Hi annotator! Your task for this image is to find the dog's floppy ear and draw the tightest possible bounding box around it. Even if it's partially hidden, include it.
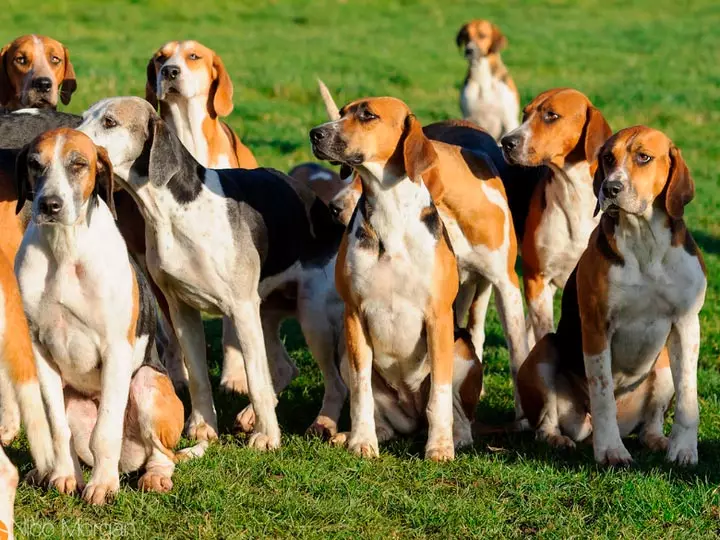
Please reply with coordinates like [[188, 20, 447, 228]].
[[145, 56, 159, 109], [403, 115, 442, 200], [489, 23, 508, 53], [147, 114, 181, 187], [455, 24, 470, 48], [210, 53, 233, 118], [95, 145, 116, 219], [14, 145, 30, 215], [0, 45, 13, 105], [592, 146, 607, 217], [583, 105, 611, 172], [664, 145, 694, 219], [59, 46, 77, 106]]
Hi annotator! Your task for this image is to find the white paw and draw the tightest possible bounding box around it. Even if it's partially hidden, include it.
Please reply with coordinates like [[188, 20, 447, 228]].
[[247, 431, 280, 451], [425, 437, 455, 462], [306, 416, 338, 440], [82, 475, 120, 506], [234, 405, 255, 433], [347, 433, 379, 459], [185, 415, 218, 442], [138, 472, 173, 493], [48, 470, 84, 495], [0, 417, 20, 446], [594, 441, 632, 466], [667, 428, 698, 466]]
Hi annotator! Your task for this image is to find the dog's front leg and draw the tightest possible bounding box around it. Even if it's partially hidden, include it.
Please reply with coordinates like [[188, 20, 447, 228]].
[[167, 298, 218, 442], [425, 308, 455, 462], [343, 307, 378, 458], [666, 313, 701, 466], [230, 297, 281, 450], [0, 370, 20, 445], [83, 342, 133, 505]]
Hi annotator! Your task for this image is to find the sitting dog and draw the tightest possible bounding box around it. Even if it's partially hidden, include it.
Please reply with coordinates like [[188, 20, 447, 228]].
[[0, 35, 77, 110], [517, 126, 706, 466], [146, 40, 257, 169], [501, 88, 612, 348], [14, 128, 197, 504], [78, 97, 343, 448], [455, 20, 519, 140]]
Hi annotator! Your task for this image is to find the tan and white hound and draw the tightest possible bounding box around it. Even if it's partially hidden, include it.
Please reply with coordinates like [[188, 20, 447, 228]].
[[0, 35, 77, 110], [456, 20, 519, 140], [501, 88, 612, 348], [15, 128, 200, 504], [517, 126, 705, 466], [146, 40, 257, 169]]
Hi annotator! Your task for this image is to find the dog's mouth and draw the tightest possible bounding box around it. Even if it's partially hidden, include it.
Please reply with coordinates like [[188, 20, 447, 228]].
[[24, 96, 55, 109]]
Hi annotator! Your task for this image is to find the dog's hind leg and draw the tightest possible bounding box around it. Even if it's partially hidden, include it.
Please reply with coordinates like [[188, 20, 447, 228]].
[[221, 316, 249, 395]]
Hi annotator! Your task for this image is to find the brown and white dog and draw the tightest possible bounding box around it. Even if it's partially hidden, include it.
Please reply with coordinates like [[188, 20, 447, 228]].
[[456, 20, 519, 140], [146, 40, 257, 169], [0, 35, 77, 110], [310, 97, 526, 457], [501, 88, 612, 348], [14, 128, 200, 504], [517, 126, 705, 466]]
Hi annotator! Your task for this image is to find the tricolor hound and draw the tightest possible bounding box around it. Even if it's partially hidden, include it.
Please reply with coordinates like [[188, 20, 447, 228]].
[[0, 35, 77, 110], [456, 20, 519, 140], [14, 128, 195, 504], [517, 126, 705, 466], [146, 40, 257, 169], [501, 88, 612, 348], [78, 97, 341, 448]]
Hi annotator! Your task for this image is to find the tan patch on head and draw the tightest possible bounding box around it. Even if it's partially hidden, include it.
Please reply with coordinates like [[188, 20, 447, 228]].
[[0, 35, 75, 108], [456, 19, 507, 55], [520, 88, 610, 167], [0, 251, 36, 385]]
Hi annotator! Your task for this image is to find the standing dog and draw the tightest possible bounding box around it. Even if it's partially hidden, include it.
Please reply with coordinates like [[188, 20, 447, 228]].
[[15, 128, 194, 504], [456, 20, 519, 140], [0, 35, 77, 110], [517, 126, 705, 466], [78, 97, 342, 448], [501, 88, 612, 347], [146, 40, 257, 169]]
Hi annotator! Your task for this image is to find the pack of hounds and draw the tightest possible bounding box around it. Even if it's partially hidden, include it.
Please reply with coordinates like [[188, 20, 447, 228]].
[[0, 21, 707, 535]]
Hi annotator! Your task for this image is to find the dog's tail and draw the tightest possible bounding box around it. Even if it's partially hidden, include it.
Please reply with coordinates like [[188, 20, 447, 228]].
[[317, 79, 341, 121], [0, 254, 54, 478]]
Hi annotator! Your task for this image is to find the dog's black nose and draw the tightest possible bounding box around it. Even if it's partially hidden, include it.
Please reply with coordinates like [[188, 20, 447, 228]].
[[38, 195, 63, 216], [501, 134, 519, 154], [310, 127, 326, 144], [31, 77, 53, 93], [602, 180, 624, 198], [328, 201, 341, 220], [161, 65, 181, 81]]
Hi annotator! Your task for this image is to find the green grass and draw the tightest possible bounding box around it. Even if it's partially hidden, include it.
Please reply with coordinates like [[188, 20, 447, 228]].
[[3, 0, 720, 537]]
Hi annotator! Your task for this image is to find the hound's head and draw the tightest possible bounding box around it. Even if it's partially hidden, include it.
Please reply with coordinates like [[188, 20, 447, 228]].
[[15, 128, 114, 225], [145, 40, 233, 118], [0, 35, 77, 110], [594, 126, 693, 219], [79, 96, 186, 191], [309, 97, 441, 197], [455, 20, 507, 61], [501, 88, 611, 169]]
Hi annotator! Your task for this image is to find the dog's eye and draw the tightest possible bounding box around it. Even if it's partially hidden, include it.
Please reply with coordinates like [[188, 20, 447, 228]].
[[27, 156, 42, 171], [188, 53, 200, 61], [14, 56, 27, 65], [635, 153, 653, 165], [50, 55, 62, 65], [603, 153, 615, 166], [70, 161, 87, 172], [155, 54, 166, 64], [357, 109, 378, 122], [543, 110, 560, 123], [103, 116, 118, 129]]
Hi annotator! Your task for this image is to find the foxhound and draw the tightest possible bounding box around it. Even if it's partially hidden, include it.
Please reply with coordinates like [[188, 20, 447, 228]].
[[78, 97, 343, 448], [310, 96, 526, 457], [456, 20, 519, 140], [14, 128, 197, 504], [501, 88, 612, 348], [146, 40, 257, 169], [517, 126, 705, 466], [0, 35, 77, 110]]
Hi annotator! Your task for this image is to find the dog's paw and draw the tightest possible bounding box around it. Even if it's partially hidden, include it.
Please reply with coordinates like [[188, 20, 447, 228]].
[[247, 432, 280, 451], [138, 472, 173, 493], [306, 416, 338, 440], [0, 418, 20, 446], [234, 405, 255, 434], [547, 433, 577, 450], [220, 375, 249, 395], [329, 432, 349, 447], [185, 419, 218, 442], [49, 473, 83, 495], [82, 475, 120, 506], [667, 427, 698, 466], [425, 438, 455, 462], [642, 433, 669, 453], [348, 436, 379, 459], [595, 443, 633, 467]]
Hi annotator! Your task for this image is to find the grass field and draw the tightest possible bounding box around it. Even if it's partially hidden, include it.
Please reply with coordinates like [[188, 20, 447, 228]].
[[3, 0, 720, 537]]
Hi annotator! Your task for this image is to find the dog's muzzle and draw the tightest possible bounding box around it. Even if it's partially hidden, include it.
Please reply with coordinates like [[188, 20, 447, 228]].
[[500, 133, 523, 164]]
